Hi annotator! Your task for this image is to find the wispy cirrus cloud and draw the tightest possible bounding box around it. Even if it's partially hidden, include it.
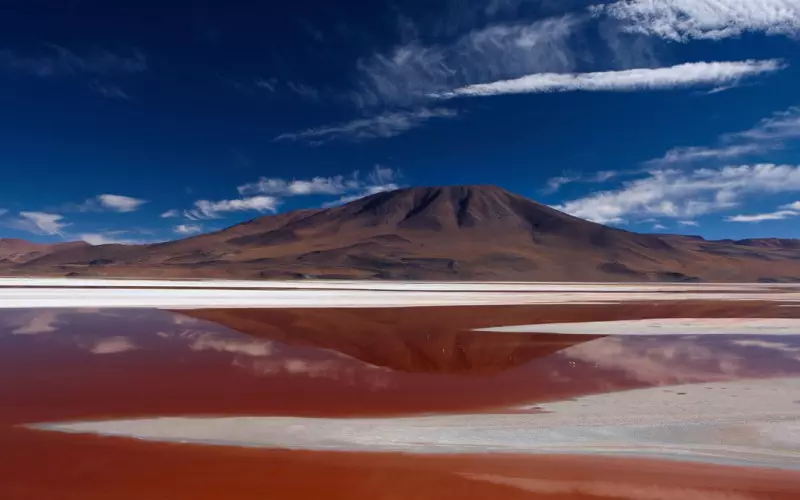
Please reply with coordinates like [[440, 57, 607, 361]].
[[438, 59, 784, 98], [0, 45, 147, 77], [351, 15, 583, 108], [0, 45, 146, 99], [160, 209, 180, 218], [184, 196, 280, 220], [88, 81, 130, 100], [286, 82, 322, 101], [275, 108, 458, 144], [593, 0, 800, 41], [648, 106, 800, 167], [554, 163, 800, 224]]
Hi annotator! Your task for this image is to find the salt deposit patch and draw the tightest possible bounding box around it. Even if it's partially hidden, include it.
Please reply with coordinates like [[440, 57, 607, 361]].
[[477, 318, 800, 336], [30, 378, 800, 469]]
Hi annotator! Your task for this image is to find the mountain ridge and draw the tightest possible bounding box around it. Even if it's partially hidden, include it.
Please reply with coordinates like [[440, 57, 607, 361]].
[[2, 185, 800, 282]]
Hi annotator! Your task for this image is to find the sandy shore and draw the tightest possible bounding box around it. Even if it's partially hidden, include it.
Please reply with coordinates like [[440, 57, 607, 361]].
[[30, 377, 800, 469]]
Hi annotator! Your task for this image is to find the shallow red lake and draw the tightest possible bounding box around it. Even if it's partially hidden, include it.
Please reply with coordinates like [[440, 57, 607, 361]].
[[2, 303, 800, 499]]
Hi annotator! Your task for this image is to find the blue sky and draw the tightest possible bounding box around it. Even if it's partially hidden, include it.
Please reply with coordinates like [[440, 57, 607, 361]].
[[2, 0, 800, 244]]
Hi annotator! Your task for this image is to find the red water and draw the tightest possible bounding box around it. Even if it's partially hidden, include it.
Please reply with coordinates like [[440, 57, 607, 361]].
[[1, 303, 800, 499]]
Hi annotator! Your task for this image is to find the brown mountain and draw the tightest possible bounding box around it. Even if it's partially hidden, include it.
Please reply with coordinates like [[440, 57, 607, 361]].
[[0, 239, 90, 265], [3, 185, 800, 281]]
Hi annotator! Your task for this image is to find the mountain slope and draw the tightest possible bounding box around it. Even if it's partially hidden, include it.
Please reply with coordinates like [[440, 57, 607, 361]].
[[0, 239, 90, 265], [3, 185, 800, 282]]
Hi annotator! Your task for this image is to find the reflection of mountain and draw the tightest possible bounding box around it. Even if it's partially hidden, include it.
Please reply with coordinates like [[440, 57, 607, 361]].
[[178, 308, 602, 375]]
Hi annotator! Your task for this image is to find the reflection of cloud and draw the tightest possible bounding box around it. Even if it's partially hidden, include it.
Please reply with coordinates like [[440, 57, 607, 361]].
[[157, 329, 273, 357], [732, 339, 800, 353], [188, 332, 273, 357], [11, 310, 60, 335], [172, 315, 202, 326], [89, 336, 138, 354], [561, 336, 800, 386], [234, 358, 392, 389]]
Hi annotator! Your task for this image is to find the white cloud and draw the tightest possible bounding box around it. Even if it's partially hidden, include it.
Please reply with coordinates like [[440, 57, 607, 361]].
[[594, 0, 800, 41], [16, 212, 69, 235], [649, 107, 800, 167], [320, 166, 401, 207], [352, 15, 582, 108], [239, 165, 400, 203], [784, 201, 800, 210], [554, 163, 800, 224], [174, 224, 203, 235], [726, 210, 799, 222], [160, 209, 180, 218], [653, 223, 667, 230], [439, 60, 784, 97], [238, 176, 357, 196], [678, 220, 699, 227], [97, 194, 147, 212], [184, 196, 280, 220], [275, 108, 458, 144]]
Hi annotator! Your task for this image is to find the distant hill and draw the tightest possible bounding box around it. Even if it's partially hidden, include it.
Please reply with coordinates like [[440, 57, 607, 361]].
[[3, 185, 800, 282], [0, 239, 90, 265]]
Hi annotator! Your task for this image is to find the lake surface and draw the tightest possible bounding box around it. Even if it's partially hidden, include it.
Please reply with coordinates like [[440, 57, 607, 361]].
[[2, 303, 800, 499]]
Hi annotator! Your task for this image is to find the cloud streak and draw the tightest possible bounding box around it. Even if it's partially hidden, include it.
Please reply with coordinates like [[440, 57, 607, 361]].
[[438, 60, 784, 97], [275, 108, 458, 144], [352, 15, 583, 108], [726, 201, 800, 222]]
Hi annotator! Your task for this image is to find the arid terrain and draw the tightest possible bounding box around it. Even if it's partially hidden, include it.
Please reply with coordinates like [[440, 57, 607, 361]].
[[3, 185, 800, 282]]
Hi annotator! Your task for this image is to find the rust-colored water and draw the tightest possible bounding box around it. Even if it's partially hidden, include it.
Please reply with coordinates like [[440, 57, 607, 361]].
[[2, 303, 800, 499]]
